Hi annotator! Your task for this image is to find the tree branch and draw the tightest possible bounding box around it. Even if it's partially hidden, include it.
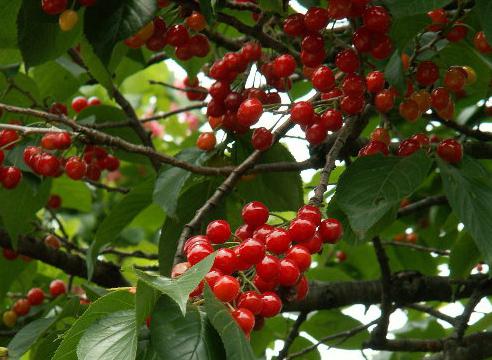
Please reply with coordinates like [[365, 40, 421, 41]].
[[276, 312, 308, 360], [397, 195, 448, 218], [382, 241, 450, 257], [406, 303, 458, 326]]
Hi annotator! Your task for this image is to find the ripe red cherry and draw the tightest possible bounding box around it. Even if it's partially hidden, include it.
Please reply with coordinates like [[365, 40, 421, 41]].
[[304, 7, 329, 32], [204, 269, 223, 289], [0, 150, 4, 165], [431, 87, 450, 110], [213, 275, 240, 302], [353, 27, 372, 53], [237, 291, 263, 315], [13, 299, 31, 316], [336, 250, 347, 262], [238, 238, 265, 265], [371, 128, 390, 146], [186, 11, 206, 31], [273, 54, 296, 78], [302, 34, 324, 53], [184, 235, 212, 255], [187, 244, 213, 265], [363, 6, 391, 34], [306, 123, 327, 145], [64, 156, 87, 180], [206, 220, 231, 244], [260, 292, 282, 318], [300, 49, 326, 68], [36, 153, 61, 177], [427, 8, 447, 30], [2, 248, 18, 260], [446, 23, 468, 42], [1, 167, 22, 189], [416, 61, 439, 86], [88, 97, 101, 106], [319, 218, 343, 243], [399, 100, 420, 122], [71, 96, 88, 113], [49, 102, 68, 115], [47, 195, 62, 209], [252, 127, 273, 151], [241, 201, 269, 227], [319, 110, 342, 132], [283, 14, 306, 37], [49, 280, 66, 297], [252, 224, 274, 243], [196, 133, 216, 151], [297, 205, 321, 226], [54, 132, 71, 150], [101, 155, 119, 171], [241, 42, 262, 61], [237, 98, 263, 127], [397, 139, 421, 157], [171, 262, 191, 278], [232, 308, 255, 334], [165, 25, 189, 47], [474, 31, 492, 54], [42, 0, 67, 15], [213, 248, 237, 275], [411, 133, 430, 148], [366, 71, 385, 93], [0, 129, 19, 150], [359, 140, 389, 157], [311, 66, 335, 92], [290, 101, 314, 126], [437, 139, 462, 164], [342, 74, 366, 97], [234, 224, 254, 241], [288, 218, 316, 243], [256, 254, 280, 281], [253, 274, 277, 292], [340, 96, 365, 115], [189, 34, 210, 58], [374, 89, 394, 113], [265, 228, 292, 254], [295, 275, 309, 301], [444, 68, 466, 93], [335, 49, 360, 73], [41, 133, 57, 150], [27, 288, 45, 306], [209, 81, 231, 101], [328, 0, 352, 19], [286, 245, 312, 272], [278, 258, 300, 287], [370, 34, 393, 60]]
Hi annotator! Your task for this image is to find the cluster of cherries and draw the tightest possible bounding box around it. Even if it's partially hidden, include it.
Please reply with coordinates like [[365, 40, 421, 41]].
[[124, 7, 210, 61], [171, 201, 343, 335], [41, 0, 95, 32], [2, 280, 66, 328]]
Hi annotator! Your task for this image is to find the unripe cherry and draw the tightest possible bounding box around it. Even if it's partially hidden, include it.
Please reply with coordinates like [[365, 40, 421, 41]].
[[374, 89, 394, 113]]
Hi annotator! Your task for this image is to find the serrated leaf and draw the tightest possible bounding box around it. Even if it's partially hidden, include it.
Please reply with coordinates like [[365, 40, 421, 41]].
[[203, 286, 256, 360], [150, 296, 225, 360], [335, 152, 432, 237], [383, 0, 453, 18], [135, 252, 216, 315], [77, 310, 138, 360]]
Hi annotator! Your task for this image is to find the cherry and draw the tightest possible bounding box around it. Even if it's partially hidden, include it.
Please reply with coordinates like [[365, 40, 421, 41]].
[[0, 129, 19, 149], [290, 101, 314, 126], [371, 128, 390, 146], [59, 10, 78, 32], [304, 7, 329, 32], [444, 67, 466, 92], [311, 66, 335, 93], [273, 54, 296, 78], [416, 61, 439, 86], [319, 218, 343, 243], [336, 250, 347, 262], [36, 153, 61, 177], [213, 275, 240, 302], [366, 71, 385, 93], [260, 292, 282, 318], [397, 139, 421, 157], [353, 27, 372, 53], [300, 49, 326, 68], [204, 269, 223, 289], [186, 11, 207, 31], [165, 25, 189, 47], [302, 34, 324, 53], [278, 258, 300, 287], [335, 49, 360, 73], [232, 308, 255, 334], [406, 233, 418, 243], [446, 23, 468, 42], [41, 133, 57, 150], [427, 8, 447, 31], [286, 245, 311, 272], [363, 6, 391, 34], [303, 233, 323, 254], [49, 102, 68, 115], [175, 43, 194, 61], [328, 0, 352, 19], [265, 228, 292, 254], [184, 235, 211, 254], [237, 291, 263, 315], [411, 133, 430, 148], [340, 96, 365, 115], [88, 96, 101, 107], [437, 139, 462, 163], [399, 100, 420, 122], [71, 96, 88, 113], [47, 195, 62, 210], [436, 100, 455, 121], [3, 248, 18, 260], [13, 299, 30, 316], [54, 132, 71, 150], [209, 81, 230, 101], [49, 279, 66, 297], [295, 275, 309, 301], [474, 31, 492, 54], [64, 156, 86, 180], [370, 33, 393, 60], [322, 88, 343, 100], [237, 98, 263, 127], [187, 244, 213, 265], [189, 34, 211, 58], [171, 262, 191, 278], [206, 220, 231, 245], [85, 164, 101, 181], [235, 224, 255, 241], [0, 150, 3, 165], [359, 140, 389, 157], [410, 90, 432, 113], [305, 123, 327, 145], [252, 127, 273, 151], [3, 310, 17, 328], [401, 53, 410, 70], [238, 238, 265, 265], [462, 66, 477, 85], [1, 167, 22, 189], [213, 248, 237, 275], [241, 201, 269, 227], [431, 87, 450, 110], [374, 89, 394, 113], [256, 254, 280, 281], [42, 0, 67, 15], [241, 42, 262, 61], [196, 133, 216, 151], [253, 274, 277, 292], [101, 155, 119, 171], [283, 14, 306, 37], [297, 205, 321, 226], [252, 224, 274, 243], [288, 218, 316, 243]]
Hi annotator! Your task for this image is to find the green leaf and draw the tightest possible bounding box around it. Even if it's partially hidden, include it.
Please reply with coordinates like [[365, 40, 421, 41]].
[[199, 0, 217, 25], [52, 290, 135, 360], [289, 80, 313, 101], [153, 148, 211, 218], [258, 0, 284, 14], [0, 0, 22, 48], [475, 0, 492, 44], [0, 178, 51, 248], [383, 0, 453, 18], [438, 157, 492, 265], [51, 175, 92, 212], [450, 231, 481, 279], [80, 37, 114, 94], [203, 286, 256, 360], [0, 253, 30, 302], [385, 50, 406, 94], [84, 0, 157, 64], [89, 177, 155, 278], [136, 280, 159, 326], [135, 252, 216, 315], [150, 296, 225, 360], [390, 14, 429, 51], [17, 0, 82, 67], [30, 61, 81, 102], [335, 152, 432, 238], [77, 310, 138, 360]]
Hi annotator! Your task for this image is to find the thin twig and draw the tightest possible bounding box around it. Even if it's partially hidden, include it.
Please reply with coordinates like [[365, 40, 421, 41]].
[[397, 195, 448, 218], [101, 248, 158, 260], [406, 304, 458, 326], [382, 241, 450, 256], [85, 179, 130, 194], [454, 279, 490, 340], [276, 312, 308, 360], [149, 80, 208, 94]]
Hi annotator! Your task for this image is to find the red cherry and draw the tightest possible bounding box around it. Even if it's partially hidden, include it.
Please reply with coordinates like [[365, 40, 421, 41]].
[[260, 292, 282, 317], [101, 155, 119, 171], [0, 130, 19, 150], [209, 81, 230, 101], [237, 98, 263, 127], [304, 7, 329, 32], [49, 280, 66, 297], [238, 238, 265, 265], [399, 100, 421, 122], [189, 34, 210, 58], [187, 244, 213, 266], [474, 31, 492, 54], [265, 228, 292, 254], [437, 139, 462, 163], [427, 8, 447, 30], [446, 23, 468, 43], [302, 34, 324, 53], [213, 248, 237, 275], [342, 74, 366, 97], [444, 68, 466, 93], [416, 61, 439, 86], [283, 14, 306, 37], [235, 224, 255, 241], [328, 0, 352, 19], [42, 0, 67, 15], [371, 128, 390, 146], [300, 49, 326, 68], [242, 201, 269, 227], [2, 248, 18, 260], [335, 49, 360, 73], [213, 275, 240, 302], [431, 87, 451, 110], [64, 156, 86, 180], [411, 133, 430, 148], [295, 275, 309, 301], [286, 245, 311, 272], [165, 25, 189, 47], [363, 6, 391, 33], [305, 123, 327, 145], [370, 33, 393, 60], [340, 96, 365, 115], [71, 96, 88, 113], [36, 153, 61, 177], [184, 235, 211, 255], [252, 224, 274, 243], [206, 220, 231, 244], [353, 27, 372, 53], [0, 150, 3, 165], [1, 167, 22, 189], [241, 42, 262, 61], [256, 254, 280, 281], [303, 233, 323, 254], [318, 110, 342, 133], [88, 97, 101, 106], [47, 194, 62, 209], [252, 127, 273, 151], [278, 258, 300, 287], [336, 250, 347, 262], [297, 205, 321, 226], [171, 262, 191, 278], [359, 140, 389, 157], [291, 101, 314, 126], [41, 133, 57, 150], [397, 139, 421, 157], [13, 299, 31, 316], [374, 89, 394, 113], [321, 88, 343, 100], [204, 269, 223, 288], [49, 102, 68, 115], [319, 218, 343, 243], [311, 66, 335, 93], [27, 288, 45, 306], [288, 218, 316, 243], [232, 308, 255, 334], [54, 132, 72, 150], [366, 71, 385, 93], [273, 54, 296, 78], [196, 133, 216, 151], [237, 291, 263, 315]]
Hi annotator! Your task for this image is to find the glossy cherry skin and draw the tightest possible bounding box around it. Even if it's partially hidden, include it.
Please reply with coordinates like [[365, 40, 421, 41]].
[[213, 248, 237, 275], [27, 288, 45, 306], [319, 218, 343, 244], [13, 299, 31, 316], [232, 308, 255, 334], [335, 49, 360, 73], [290, 101, 314, 126], [363, 6, 391, 33], [265, 228, 292, 254], [206, 220, 231, 244], [1, 167, 22, 189], [204, 269, 223, 288], [312, 66, 335, 93], [256, 254, 280, 281], [260, 292, 282, 318], [437, 139, 462, 164], [288, 218, 316, 243], [295, 275, 309, 301], [252, 224, 274, 243], [286, 245, 312, 272], [238, 238, 265, 265], [273, 54, 296, 78], [237, 291, 263, 315], [213, 275, 240, 302], [49, 279, 66, 297], [416, 61, 440, 86], [359, 140, 389, 157], [187, 244, 213, 265], [252, 127, 273, 151], [241, 201, 269, 227], [397, 139, 421, 157], [42, 0, 67, 15], [237, 98, 263, 127], [278, 258, 301, 287], [366, 71, 385, 93]]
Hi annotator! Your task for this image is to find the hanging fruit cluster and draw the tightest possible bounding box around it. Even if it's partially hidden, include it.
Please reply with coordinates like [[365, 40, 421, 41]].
[[41, 0, 96, 32]]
